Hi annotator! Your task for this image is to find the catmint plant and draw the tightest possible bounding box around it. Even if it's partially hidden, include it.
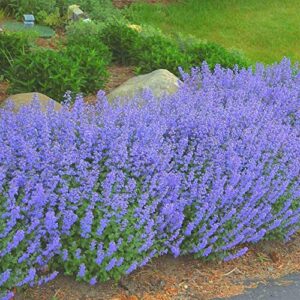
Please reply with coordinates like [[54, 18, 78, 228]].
[[0, 58, 300, 299]]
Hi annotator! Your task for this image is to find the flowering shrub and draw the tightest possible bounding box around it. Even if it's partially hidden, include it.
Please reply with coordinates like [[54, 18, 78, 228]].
[[1, 59, 300, 299]]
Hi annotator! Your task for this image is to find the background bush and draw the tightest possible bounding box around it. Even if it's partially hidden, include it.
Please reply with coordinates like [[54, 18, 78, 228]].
[[175, 34, 251, 70], [0, 59, 300, 299], [65, 0, 122, 22], [133, 33, 191, 75], [6, 48, 84, 99], [100, 20, 250, 75], [63, 44, 111, 94], [0, 31, 35, 78], [100, 19, 142, 65], [0, 0, 70, 28], [101, 20, 191, 75], [1, 0, 57, 19], [0, 9, 5, 22], [7, 43, 111, 100], [36, 7, 66, 29], [65, 21, 106, 53]]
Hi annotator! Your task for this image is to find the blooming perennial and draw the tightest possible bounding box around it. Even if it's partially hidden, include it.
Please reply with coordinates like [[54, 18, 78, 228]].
[[0, 58, 300, 299]]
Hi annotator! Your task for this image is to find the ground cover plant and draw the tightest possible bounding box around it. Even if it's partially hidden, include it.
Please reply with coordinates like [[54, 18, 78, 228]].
[[123, 0, 300, 64], [1, 59, 300, 299]]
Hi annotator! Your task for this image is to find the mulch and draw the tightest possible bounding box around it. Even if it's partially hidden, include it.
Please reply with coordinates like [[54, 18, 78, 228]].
[[0, 81, 9, 104]]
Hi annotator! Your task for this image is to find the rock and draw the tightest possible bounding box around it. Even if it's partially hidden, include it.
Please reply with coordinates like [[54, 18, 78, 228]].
[[1, 92, 62, 112], [107, 69, 182, 102]]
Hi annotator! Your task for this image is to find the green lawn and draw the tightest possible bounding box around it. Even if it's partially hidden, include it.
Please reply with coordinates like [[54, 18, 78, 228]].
[[124, 0, 300, 64]]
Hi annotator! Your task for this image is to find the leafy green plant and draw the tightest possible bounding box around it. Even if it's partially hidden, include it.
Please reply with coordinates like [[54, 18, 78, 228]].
[[176, 34, 251, 70], [65, 0, 122, 22], [7, 41, 111, 100], [101, 20, 250, 76], [64, 44, 111, 94], [101, 19, 142, 65], [1, 0, 69, 26], [66, 21, 105, 51], [36, 7, 65, 28], [0, 9, 5, 22], [134, 33, 191, 75], [9, 0, 57, 20], [101, 20, 190, 75], [0, 31, 35, 77], [7, 48, 84, 100]]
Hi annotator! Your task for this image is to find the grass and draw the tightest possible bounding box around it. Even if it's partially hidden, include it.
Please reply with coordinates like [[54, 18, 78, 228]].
[[2, 20, 55, 38], [124, 0, 300, 64]]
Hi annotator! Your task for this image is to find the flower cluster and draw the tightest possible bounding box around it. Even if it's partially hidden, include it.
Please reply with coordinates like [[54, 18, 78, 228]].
[[0, 58, 300, 299]]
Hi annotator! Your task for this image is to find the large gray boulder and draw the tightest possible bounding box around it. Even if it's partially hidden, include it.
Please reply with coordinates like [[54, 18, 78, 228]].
[[1, 92, 62, 112], [107, 69, 182, 102]]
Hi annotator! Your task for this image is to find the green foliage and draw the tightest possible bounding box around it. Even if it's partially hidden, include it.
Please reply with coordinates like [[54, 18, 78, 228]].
[[36, 7, 66, 28], [0, 9, 5, 22], [175, 34, 251, 70], [64, 21, 112, 93], [133, 24, 191, 74], [101, 20, 142, 65], [66, 0, 122, 22], [101, 20, 189, 75], [101, 20, 249, 76], [134, 34, 190, 75], [4, 0, 56, 19], [0, 0, 67, 28], [65, 21, 105, 52], [64, 45, 110, 94], [0, 31, 34, 77], [7, 42, 111, 100], [7, 48, 84, 100]]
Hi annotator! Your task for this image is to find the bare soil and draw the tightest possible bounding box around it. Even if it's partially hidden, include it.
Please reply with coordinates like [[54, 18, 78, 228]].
[[16, 232, 300, 300]]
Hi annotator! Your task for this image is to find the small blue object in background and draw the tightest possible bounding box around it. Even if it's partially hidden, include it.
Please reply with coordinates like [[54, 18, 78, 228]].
[[23, 14, 35, 27]]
